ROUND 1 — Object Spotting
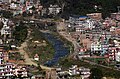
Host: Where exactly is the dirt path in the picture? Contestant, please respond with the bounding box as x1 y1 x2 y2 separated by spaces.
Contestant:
17 27 54 70
18 40 37 66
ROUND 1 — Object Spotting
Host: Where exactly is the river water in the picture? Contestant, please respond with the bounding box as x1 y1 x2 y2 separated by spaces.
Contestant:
43 33 69 67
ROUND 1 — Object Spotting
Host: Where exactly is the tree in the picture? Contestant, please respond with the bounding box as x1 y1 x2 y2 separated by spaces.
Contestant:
40 0 120 18
22 11 27 17
1 10 13 18
89 68 103 79
13 21 28 45
37 63 42 71
56 0 66 13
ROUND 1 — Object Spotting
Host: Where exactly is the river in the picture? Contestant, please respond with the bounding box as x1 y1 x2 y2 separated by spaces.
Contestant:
43 33 69 67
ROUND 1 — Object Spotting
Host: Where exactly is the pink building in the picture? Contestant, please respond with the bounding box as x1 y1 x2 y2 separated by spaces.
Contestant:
111 13 120 20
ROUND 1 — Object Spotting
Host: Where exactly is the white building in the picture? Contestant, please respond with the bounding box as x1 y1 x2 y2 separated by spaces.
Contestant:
48 5 61 15
14 66 28 77
91 42 102 52
0 63 14 78
0 52 3 64
0 63 28 78
115 52 120 62
0 0 11 3
79 67 91 79
0 18 11 35
10 3 17 9
69 16 96 32
34 54 39 61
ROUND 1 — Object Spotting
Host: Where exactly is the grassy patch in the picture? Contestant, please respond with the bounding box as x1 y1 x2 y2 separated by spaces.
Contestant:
59 58 120 78
26 25 55 64
9 52 24 61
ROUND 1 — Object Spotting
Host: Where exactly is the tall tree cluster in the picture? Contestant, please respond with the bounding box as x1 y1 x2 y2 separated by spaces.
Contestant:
13 21 28 45
40 0 120 18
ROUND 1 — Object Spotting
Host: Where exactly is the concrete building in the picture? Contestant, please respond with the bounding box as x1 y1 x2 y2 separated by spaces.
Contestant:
0 0 11 3
46 69 57 79
0 0 24 3
48 5 61 15
69 15 97 31
0 49 4 64
0 46 14 78
14 66 28 78
87 13 102 20
116 51 120 62
34 54 39 61
0 63 14 78
68 65 90 79
0 17 14 44
0 18 11 35
69 15 88 25
91 42 102 54
111 13 120 21
79 67 91 79
82 39 92 48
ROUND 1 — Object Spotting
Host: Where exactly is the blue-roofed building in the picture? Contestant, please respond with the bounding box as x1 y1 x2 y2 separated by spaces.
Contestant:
69 15 88 24
79 16 88 20
69 15 97 32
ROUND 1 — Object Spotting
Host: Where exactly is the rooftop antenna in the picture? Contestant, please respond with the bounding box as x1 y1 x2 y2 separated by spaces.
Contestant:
117 6 120 13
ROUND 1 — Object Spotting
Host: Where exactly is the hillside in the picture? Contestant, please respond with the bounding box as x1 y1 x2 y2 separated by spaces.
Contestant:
40 0 120 18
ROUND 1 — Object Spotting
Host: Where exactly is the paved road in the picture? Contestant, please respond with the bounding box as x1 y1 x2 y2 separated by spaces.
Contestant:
23 18 80 58
56 22 80 58
18 40 37 66
56 21 120 71
24 18 120 71
83 59 120 71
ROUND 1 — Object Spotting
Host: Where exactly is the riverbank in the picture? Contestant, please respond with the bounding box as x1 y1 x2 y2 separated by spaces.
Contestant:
24 22 72 67
25 24 55 64
56 21 120 79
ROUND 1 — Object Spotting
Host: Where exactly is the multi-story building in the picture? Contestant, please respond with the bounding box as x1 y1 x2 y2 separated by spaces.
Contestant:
46 69 57 79
48 5 61 15
69 15 88 25
0 46 14 78
14 66 28 78
0 63 14 78
0 0 11 3
111 13 120 21
87 13 102 20
116 51 120 62
1 19 11 35
0 18 13 44
69 15 98 33
91 42 102 55
0 49 3 65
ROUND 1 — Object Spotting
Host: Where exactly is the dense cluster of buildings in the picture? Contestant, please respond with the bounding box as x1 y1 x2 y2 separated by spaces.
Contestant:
0 0 42 17
68 12 120 65
0 0 120 78
0 46 28 78
0 15 30 79
0 0 61 18
0 0 63 79
56 65 90 79
0 17 14 44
